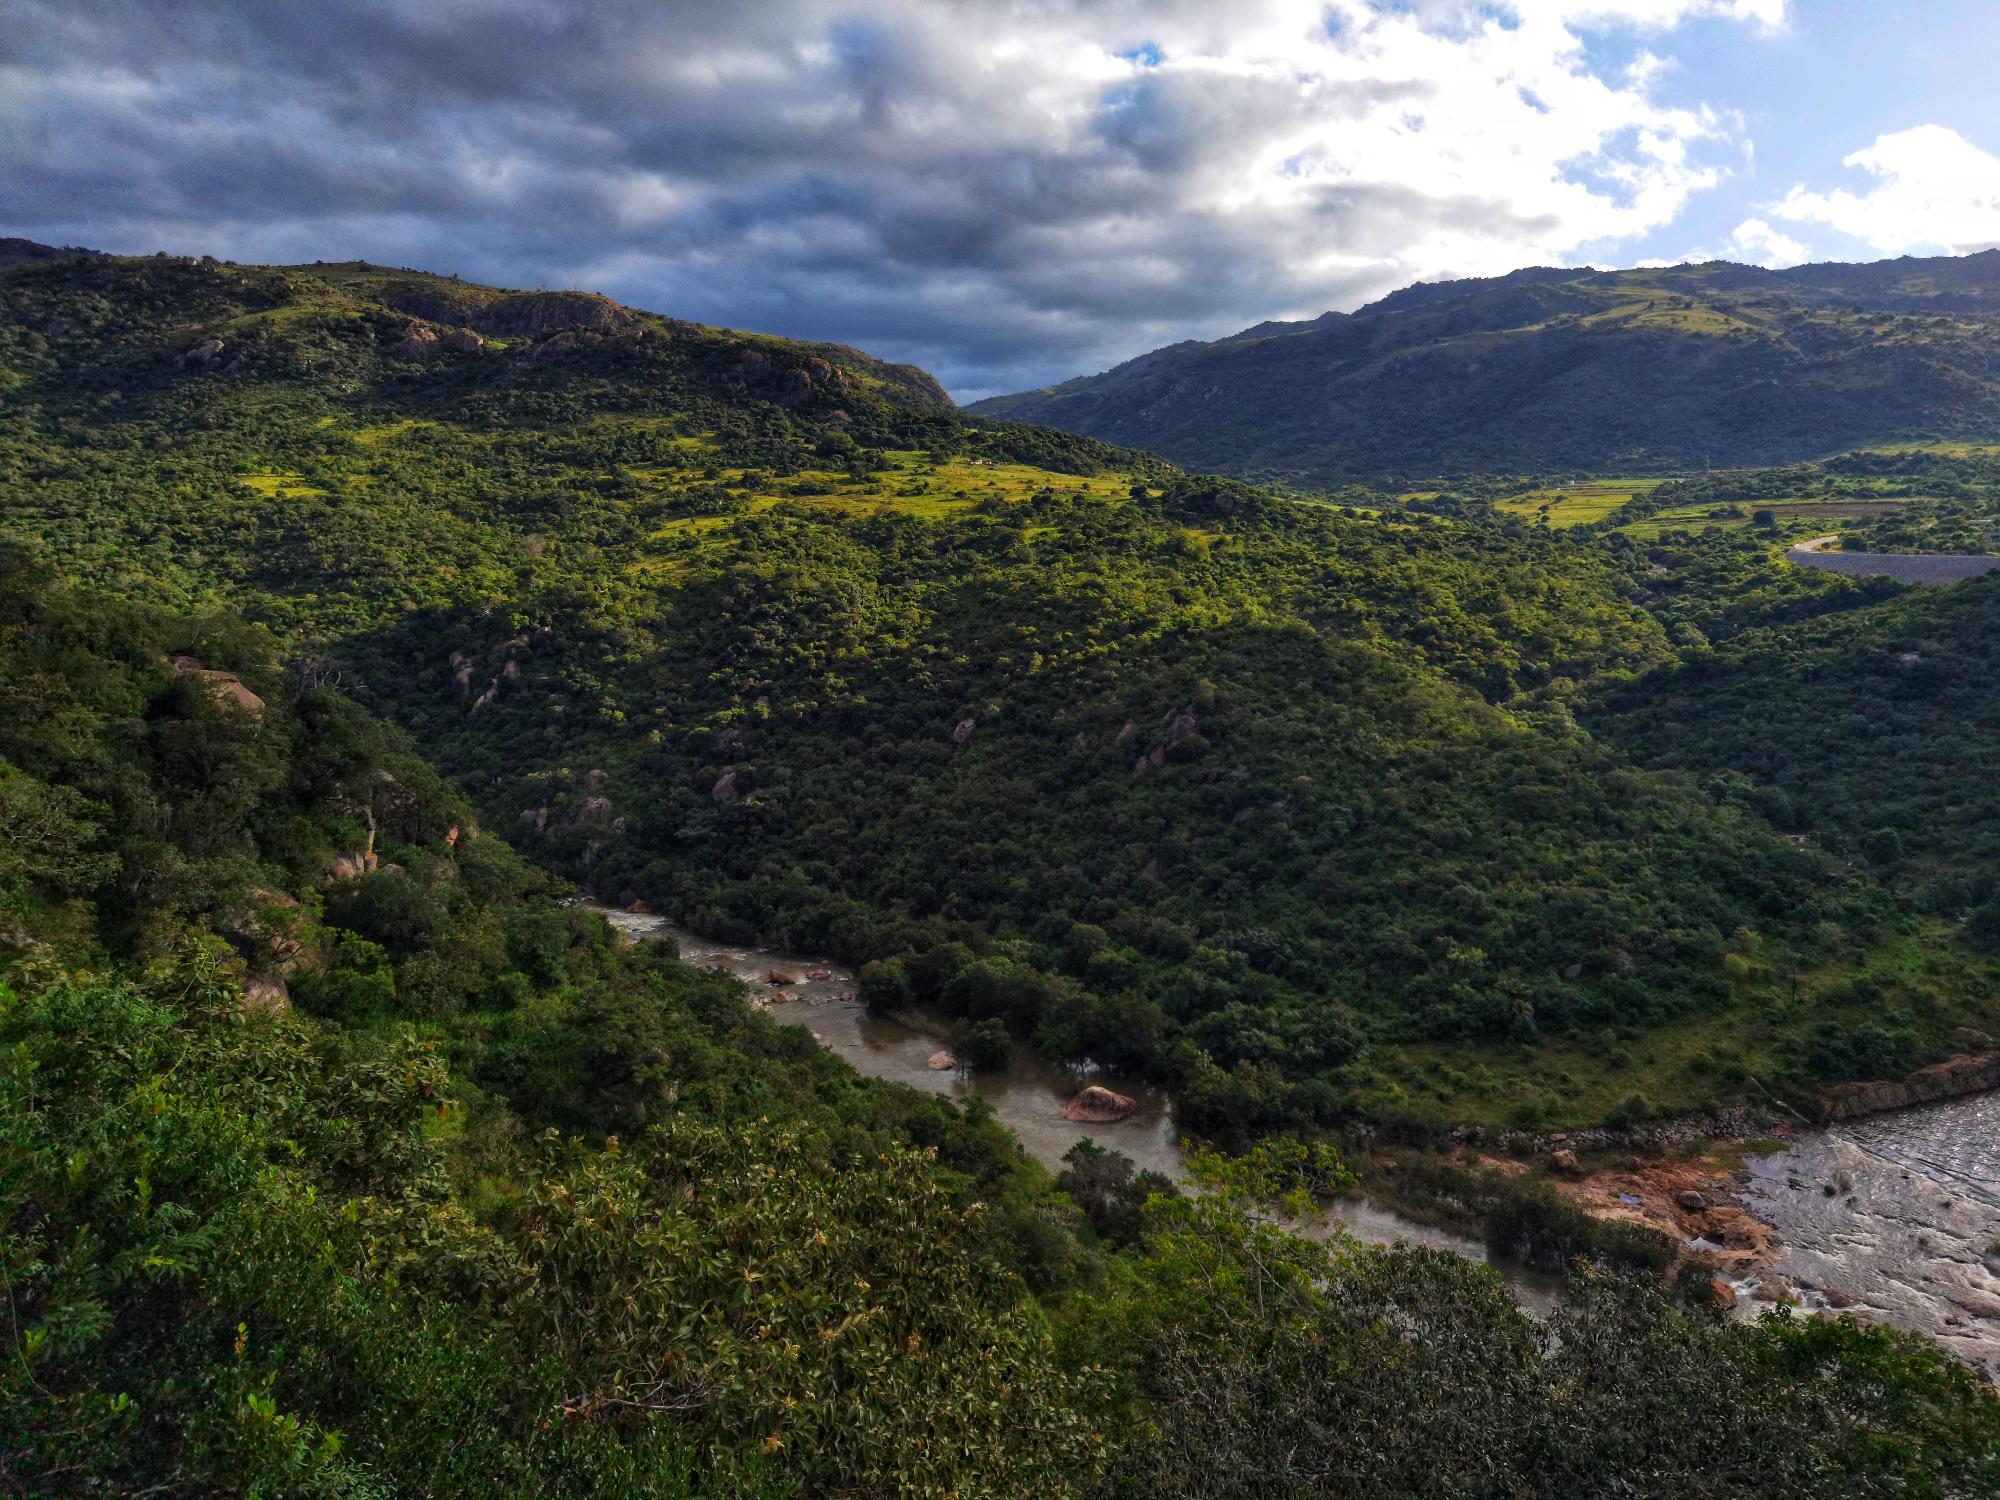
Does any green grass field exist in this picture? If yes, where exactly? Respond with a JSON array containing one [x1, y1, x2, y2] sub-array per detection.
[[1494, 478, 1666, 528]]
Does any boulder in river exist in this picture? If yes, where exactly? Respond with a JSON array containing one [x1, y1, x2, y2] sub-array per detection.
[[766, 970, 797, 986], [1061, 1085, 1135, 1123], [927, 1050, 957, 1071]]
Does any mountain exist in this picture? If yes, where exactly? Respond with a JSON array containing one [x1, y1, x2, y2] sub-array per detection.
[[969, 253, 2000, 481], [5, 241, 1997, 1142]]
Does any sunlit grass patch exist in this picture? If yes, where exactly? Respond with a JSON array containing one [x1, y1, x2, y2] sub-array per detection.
[[349, 419, 425, 446], [238, 471, 329, 499], [1496, 478, 1665, 528]]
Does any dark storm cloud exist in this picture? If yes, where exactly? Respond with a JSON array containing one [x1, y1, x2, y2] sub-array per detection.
[[0, 0, 1763, 396]]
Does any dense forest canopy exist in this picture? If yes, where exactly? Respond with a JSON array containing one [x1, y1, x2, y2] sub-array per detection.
[[0, 556, 1990, 1494]]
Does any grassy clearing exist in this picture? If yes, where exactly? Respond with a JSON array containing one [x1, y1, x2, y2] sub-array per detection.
[[238, 471, 329, 499], [1401, 924, 1996, 1129], [1621, 496, 1922, 542], [349, 419, 426, 446], [1400, 1009, 1780, 1130], [1496, 478, 1666, 528], [630, 448, 1152, 576], [1574, 285, 1766, 337], [1851, 439, 2000, 459]]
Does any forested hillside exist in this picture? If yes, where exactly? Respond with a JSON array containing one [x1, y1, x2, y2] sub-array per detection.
[[3, 546, 1995, 1497], [970, 253, 2000, 482], [8, 246, 1995, 1136]]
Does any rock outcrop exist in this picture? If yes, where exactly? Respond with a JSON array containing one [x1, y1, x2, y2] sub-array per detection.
[[176, 335, 228, 368], [1061, 1085, 1136, 1123], [168, 655, 264, 714], [1817, 1052, 2000, 1121], [383, 283, 634, 337], [242, 974, 290, 1014], [387, 324, 441, 360], [481, 290, 635, 337]]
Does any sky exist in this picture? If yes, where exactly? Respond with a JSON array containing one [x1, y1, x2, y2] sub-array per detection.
[[4, 1, 2000, 399]]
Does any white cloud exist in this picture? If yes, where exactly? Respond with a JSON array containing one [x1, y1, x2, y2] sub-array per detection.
[[1723, 216, 1809, 266], [1774, 124, 2000, 256], [0, 0, 1784, 394]]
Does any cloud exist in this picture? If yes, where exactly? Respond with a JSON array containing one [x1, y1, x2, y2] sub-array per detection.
[[0, 0, 1780, 396], [1665, 215, 1809, 267], [1774, 125, 2000, 257]]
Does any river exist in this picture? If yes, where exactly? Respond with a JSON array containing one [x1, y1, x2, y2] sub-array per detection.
[[1742, 1092, 2000, 1378], [591, 906, 1560, 1311]]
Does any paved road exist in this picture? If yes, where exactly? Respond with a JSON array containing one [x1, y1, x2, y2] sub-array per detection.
[[1786, 534, 2000, 584]]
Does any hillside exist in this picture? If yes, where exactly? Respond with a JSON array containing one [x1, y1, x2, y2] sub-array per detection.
[[970, 253, 2000, 482], [5, 244, 1998, 1141], [8, 249, 1998, 1495], [6, 578, 1991, 1491]]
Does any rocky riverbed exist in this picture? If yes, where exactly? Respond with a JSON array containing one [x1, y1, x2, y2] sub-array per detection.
[[1740, 1090, 2000, 1378]]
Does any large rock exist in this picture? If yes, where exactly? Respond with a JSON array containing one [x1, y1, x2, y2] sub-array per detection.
[[481, 290, 635, 336], [386, 324, 442, 360], [168, 655, 264, 714], [325, 850, 378, 883], [242, 973, 290, 1014], [1061, 1085, 1136, 1123], [1818, 1052, 2000, 1120]]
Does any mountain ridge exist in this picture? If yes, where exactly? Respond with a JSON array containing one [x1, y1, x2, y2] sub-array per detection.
[[971, 250, 2000, 480]]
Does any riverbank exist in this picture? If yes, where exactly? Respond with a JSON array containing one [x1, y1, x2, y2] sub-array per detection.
[[593, 905, 1998, 1362], [589, 906, 1563, 1308]]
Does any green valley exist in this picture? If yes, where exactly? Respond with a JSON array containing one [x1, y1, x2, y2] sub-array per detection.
[[5, 243, 2000, 1495]]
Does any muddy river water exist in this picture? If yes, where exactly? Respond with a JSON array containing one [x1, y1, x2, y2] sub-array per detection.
[[595, 907, 2000, 1357], [592, 907, 1561, 1311]]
